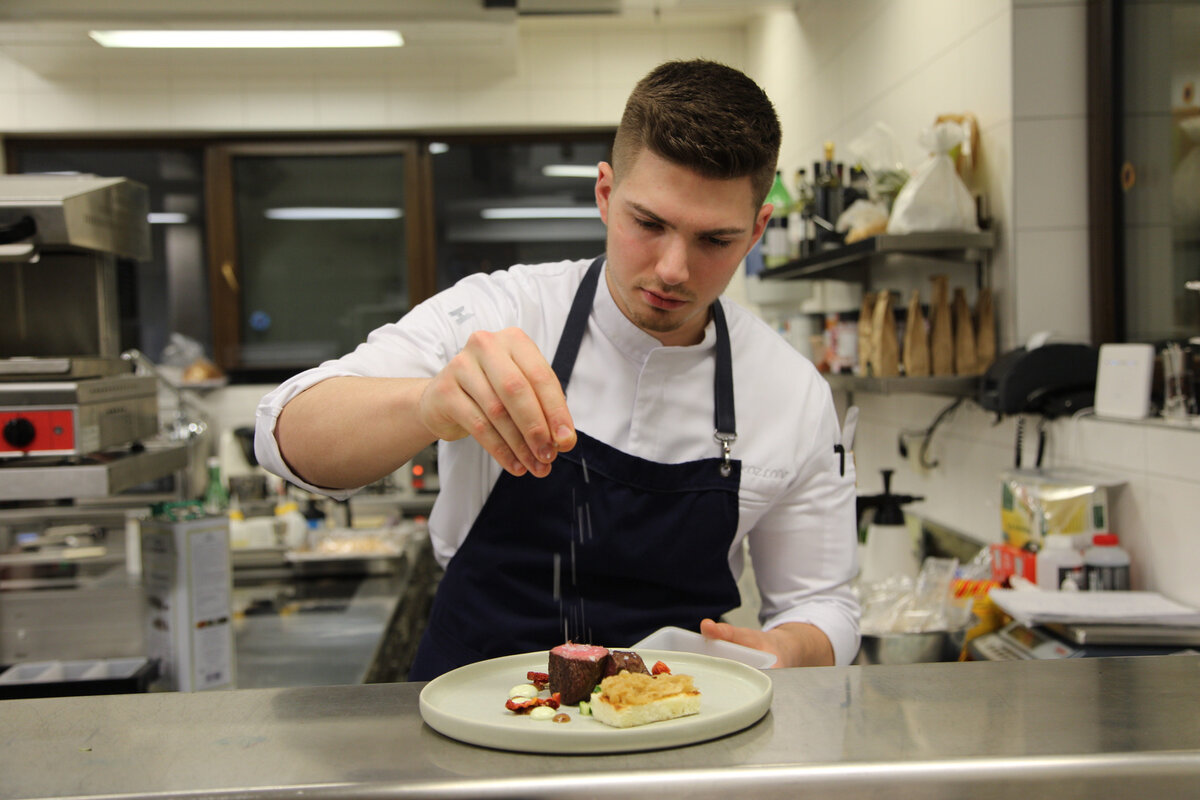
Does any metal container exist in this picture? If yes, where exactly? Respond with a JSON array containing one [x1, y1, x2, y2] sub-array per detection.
[[855, 627, 968, 665]]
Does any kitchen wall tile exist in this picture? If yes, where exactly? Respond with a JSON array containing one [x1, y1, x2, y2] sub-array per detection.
[[94, 91, 173, 130], [387, 89, 459, 129], [169, 89, 245, 131], [20, 87, 100, 130], [1130, 473, 1200, 606], [238, 79, 317, 130], [456, 88, 531, 127], [959, 10, 1013, 131], [316, 80, 390, 129], [595, 31, 667, 90], [1144, 424, 1200, 481], [1013, 116, 1088, 229], [664, 26, 741, 66], [525, 87, 604, 126], [1012, 227, 1091, 344], [962, 0, 1010, 32], [519, 29, 597, 90], [864, 0, 963, 90], [1013, 3, 1086, 118], [0, 92, 21, 129], [1075, 416, 1149, 474]]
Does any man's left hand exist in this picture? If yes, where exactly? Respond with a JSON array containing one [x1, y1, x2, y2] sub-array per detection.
[[699, 618, 835, 668]]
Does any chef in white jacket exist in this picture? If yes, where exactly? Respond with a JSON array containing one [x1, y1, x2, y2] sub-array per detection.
[[256, 59, 859, 679]]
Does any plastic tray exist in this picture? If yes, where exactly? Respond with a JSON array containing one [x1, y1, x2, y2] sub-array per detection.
[[0, 657, 157, 699]]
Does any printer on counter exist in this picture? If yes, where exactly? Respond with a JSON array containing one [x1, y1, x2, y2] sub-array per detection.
[[979, 341, 1099, 419]]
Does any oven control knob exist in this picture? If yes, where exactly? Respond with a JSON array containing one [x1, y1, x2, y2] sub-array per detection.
[[3, 417, 36, 449]]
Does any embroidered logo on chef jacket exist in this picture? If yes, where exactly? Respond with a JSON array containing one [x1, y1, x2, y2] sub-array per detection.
[[447, 306, 475, 325]]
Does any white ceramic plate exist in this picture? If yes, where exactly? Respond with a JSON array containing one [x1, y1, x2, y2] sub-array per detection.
[[418, 648, 773, 754]]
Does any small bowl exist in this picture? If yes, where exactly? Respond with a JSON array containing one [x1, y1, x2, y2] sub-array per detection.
[[854, 627, 967, 665]]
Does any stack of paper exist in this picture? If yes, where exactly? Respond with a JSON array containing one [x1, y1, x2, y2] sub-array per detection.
[[988, 589, 1200, 627]]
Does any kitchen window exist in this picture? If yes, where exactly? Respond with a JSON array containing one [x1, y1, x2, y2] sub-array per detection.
[[206, 141, 429, 376]]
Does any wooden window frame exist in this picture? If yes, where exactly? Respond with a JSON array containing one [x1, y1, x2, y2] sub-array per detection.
[[204, 139, 435, 375]]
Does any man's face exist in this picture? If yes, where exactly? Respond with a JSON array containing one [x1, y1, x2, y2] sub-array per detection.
[[595, 149, 771, 347]]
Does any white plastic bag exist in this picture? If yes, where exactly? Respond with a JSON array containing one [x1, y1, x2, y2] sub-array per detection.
[[886, 122, 980, 234], [847, 122, 909, 210]]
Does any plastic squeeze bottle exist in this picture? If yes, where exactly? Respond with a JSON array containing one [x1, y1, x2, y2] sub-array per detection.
[[1083, 533, 1131, 591], [1036, 535, 1085, 591]]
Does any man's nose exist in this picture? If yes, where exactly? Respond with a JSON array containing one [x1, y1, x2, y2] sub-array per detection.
[[655, 237, 689, 286]]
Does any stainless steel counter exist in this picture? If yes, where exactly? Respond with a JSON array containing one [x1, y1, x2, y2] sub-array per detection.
[[4, 655, 1199, 799]]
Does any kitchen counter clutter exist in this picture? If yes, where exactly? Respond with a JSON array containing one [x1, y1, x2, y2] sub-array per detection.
[[4, 655, 1200, 799]]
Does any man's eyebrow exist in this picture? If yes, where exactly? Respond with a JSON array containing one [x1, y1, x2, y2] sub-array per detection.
[[626, 201, 748, 237]]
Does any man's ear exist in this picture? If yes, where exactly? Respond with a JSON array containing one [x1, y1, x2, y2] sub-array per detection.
[[595, 162, 615, 224], [750, 203, 772, 244]]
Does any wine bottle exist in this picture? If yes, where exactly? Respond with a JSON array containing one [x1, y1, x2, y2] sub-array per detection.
[[814, 141, 843, 248], [793, 167, 815, 256]]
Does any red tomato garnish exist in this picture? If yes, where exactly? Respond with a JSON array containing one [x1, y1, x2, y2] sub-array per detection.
[[651, 660, 671, 675]]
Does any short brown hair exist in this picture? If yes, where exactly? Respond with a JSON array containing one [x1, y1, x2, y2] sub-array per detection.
[[612, 59, 781, 206]]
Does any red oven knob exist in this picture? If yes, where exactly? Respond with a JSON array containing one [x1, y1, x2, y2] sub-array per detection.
[[3, 417, 36, 449]]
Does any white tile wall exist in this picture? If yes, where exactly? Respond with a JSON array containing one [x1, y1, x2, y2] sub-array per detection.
[[765, 1, 1200, 607]]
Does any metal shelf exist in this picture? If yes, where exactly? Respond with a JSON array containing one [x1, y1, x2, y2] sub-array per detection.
[[825, 373, 982, 398], [760, 230, 995, 282], [0, 441, 189, 501]]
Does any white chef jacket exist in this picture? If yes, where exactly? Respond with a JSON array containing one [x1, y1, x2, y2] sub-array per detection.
[[256, 259, 861, 664]]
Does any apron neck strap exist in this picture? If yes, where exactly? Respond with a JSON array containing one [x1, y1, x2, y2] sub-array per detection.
[[551, 254, 738, 474], [551, 255, 605, 392]]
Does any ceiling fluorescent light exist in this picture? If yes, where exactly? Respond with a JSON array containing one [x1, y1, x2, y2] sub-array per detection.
[[542, 164, 600, 178], [265, 207, 403, 221], [481, 207, 600, 220], [147, 212, 189, 225], [89, 30, 404, 49]]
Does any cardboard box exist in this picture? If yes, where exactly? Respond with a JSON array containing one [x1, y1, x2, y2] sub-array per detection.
[[989, 543, 1037, 585], [141, 515, 235, 692]]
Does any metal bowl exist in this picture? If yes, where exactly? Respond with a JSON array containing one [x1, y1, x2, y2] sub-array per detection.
[[854, 627, 968, 665]]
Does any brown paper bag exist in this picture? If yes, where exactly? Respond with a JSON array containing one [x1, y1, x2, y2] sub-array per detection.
[[975, 287, 996, 372], [871, 291, 900, 377], [903, 289, 930, 377], [858, 291, 876, 376], [953, 288, 978, 375], [930, 275, 953, 375]]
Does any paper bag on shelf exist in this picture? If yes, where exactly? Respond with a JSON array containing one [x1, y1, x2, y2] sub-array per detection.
[[930, 275, 954, 376], [976, 287, 996, 372], [953, 288, 978, 375], [903, 289, 930, 377], [858, 291, 876, 375], [871, 291, 900, 377]]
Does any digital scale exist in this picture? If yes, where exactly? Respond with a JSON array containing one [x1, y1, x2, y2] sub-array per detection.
[[970, 620, 1200, 660]]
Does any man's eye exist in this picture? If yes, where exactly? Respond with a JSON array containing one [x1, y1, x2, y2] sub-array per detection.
[[634, 217, 662, 231], [706, 237, 734, 248]]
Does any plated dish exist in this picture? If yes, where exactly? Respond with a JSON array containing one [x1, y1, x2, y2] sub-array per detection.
[[418, 648, 773, 754]]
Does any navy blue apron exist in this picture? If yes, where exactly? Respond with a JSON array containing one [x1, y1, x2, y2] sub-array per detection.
[[408, 256, 742, 681]]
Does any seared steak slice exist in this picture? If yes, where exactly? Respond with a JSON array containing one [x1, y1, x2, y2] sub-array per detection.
[[548, 643, 610, 705], [603, 650, 650, 678]]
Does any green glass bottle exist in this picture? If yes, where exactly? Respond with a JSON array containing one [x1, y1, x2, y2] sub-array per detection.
[[763, 170, 793, 268], [203, 456, 230, 516]]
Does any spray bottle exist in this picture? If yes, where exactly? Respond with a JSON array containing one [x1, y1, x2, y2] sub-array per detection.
[[856, 469, 924, 584]]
